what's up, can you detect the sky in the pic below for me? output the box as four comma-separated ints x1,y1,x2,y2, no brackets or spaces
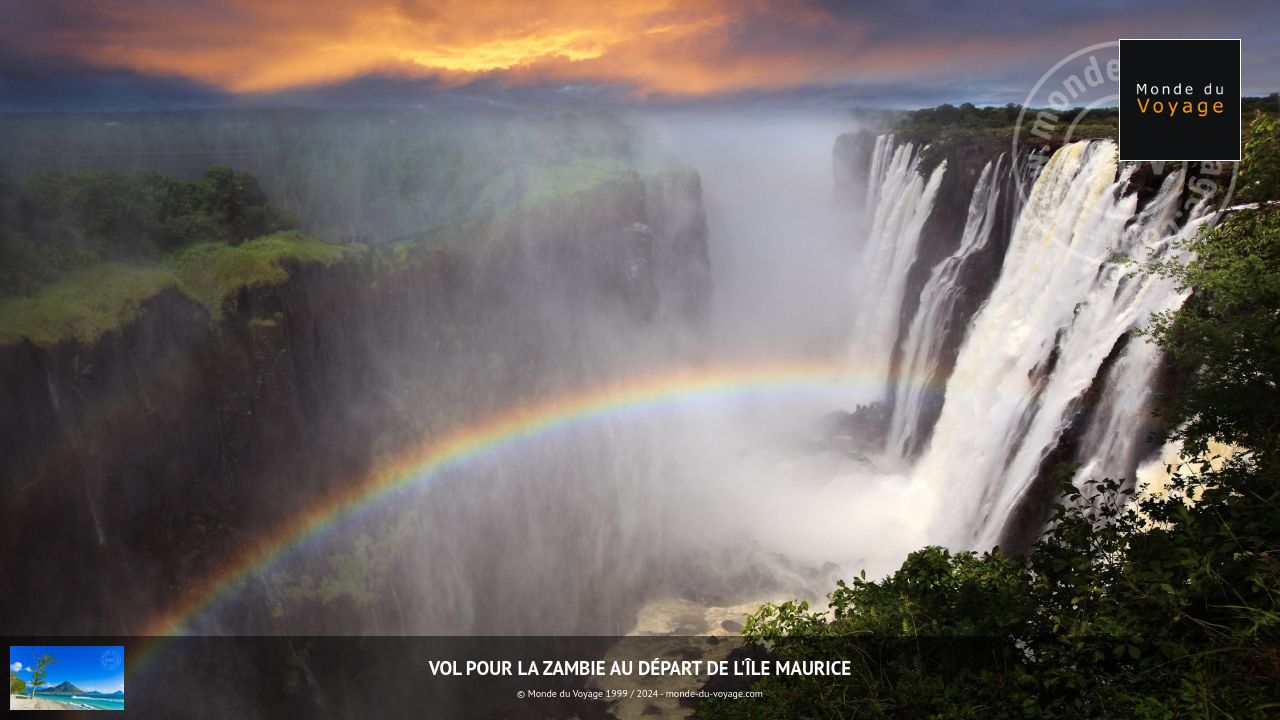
1,0,1278,111
9,646,125,694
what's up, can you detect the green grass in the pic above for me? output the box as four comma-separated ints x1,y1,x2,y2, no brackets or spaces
0,154,643,347
0,231,357,347
166,230,357,319
516,158,636,206
0,263,178,346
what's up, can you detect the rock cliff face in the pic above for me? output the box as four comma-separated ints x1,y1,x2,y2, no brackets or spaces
0,170,711,634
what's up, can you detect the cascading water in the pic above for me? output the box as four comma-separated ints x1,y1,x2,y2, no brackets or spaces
909,140,1199,549
1072,206,1208,486
1071,326,1176,484
886,155,1006,462
848,135,946,388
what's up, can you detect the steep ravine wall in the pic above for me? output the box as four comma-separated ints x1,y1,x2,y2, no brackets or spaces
0,171,711,635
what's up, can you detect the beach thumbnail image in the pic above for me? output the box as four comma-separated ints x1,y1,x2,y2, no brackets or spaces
10,646,124,711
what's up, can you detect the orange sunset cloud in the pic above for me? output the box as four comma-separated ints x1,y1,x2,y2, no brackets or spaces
10,0,1250,104
10,0,868,97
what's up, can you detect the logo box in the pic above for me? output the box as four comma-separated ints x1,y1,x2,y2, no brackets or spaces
1119,39,1241,162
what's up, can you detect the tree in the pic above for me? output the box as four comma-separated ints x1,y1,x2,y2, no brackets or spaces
9,670,25,694
29,654,54,699
200,166,293,244
1,166,299,296
1147,112,1280,462
1237,112,1280,203
706,467,1278,719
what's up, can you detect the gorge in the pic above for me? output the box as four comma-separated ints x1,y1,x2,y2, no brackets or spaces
0,111,1198,643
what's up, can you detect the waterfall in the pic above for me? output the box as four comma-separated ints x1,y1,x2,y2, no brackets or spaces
848,135,946,390
1073,209,1204,485
1071,331,1174,484
886,155,1005,461
911,140,1198,549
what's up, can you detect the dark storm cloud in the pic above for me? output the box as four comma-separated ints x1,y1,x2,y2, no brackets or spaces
0,53,230,112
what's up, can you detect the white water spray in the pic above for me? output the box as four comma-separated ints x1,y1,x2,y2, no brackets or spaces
886,155,1005,461
848,135,945,389
912,140,1198,548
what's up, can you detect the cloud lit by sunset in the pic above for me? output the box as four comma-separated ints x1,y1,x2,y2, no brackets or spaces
5,0,860,97
1,0,1277,108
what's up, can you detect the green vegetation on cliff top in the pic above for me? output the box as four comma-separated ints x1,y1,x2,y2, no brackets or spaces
0,112,660,346
0,231,356,346
165,231,352,317
862,95,1277,172
0,162,363,345
0,110,651,249
0,263,174,346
